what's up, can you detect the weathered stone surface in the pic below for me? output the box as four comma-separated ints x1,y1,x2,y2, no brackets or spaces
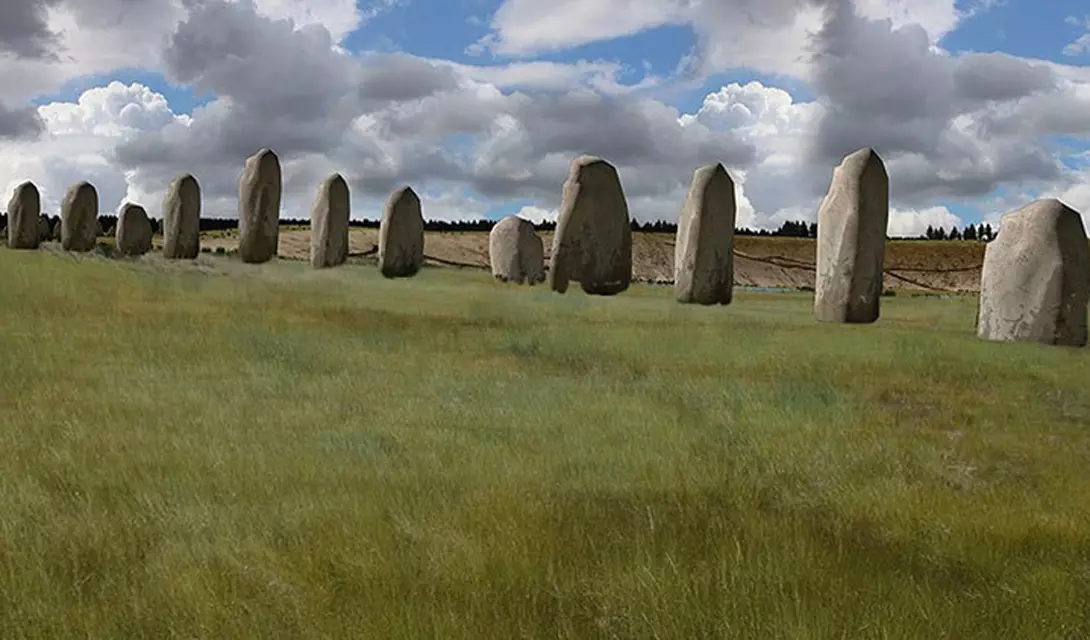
674,163,735,305
51,219,62,241
378,186,424,278
977,199,1090,346
549,155,632,295
814,147,889,323
38,215,51,243
61,181,99,252
163,174,202,259
310,173,350,268
116,203,153,256
6,181,41,249
238,148,281,263
489,215,545,284
96,219,106,237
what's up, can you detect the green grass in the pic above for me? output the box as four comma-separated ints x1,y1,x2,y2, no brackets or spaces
1,248,1088,639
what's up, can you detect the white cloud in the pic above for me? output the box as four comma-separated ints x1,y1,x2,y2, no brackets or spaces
887,205,962,237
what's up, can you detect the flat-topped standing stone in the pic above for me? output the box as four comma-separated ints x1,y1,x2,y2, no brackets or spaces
163,174,201,259
61,181,99,252
378,186,424,278
814,147,889,323
310,173,350,269
6,182,41,249
549,155,632,295
675,163,736,305
116,203,153,256
238,148,281,263
489,215,545,284
977,199,1090,346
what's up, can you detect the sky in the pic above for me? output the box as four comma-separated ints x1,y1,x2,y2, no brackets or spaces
1,0,1090,236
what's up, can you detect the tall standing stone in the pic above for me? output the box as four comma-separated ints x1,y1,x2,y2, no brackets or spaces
116,203,153,256
238,148,281,263
6,181,41,249
378,186,424,278
163,174,202,259
489,215,545,284
549,155,632,295
310,173,350,269
675,163,736,305
61,181,99,252
814,148,889,323
977,199,1090,346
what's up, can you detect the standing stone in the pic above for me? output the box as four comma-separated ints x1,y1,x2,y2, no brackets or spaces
549,155,632,295
238,148,281,263
814,148,889,323
378,186,424,278
38,215,51,243
310,173,350,268
116,203,153,256
977,199,1090,346
163,174,202,259
51,219,62,241
61,181,99,252
675,163,736,305
6,182,41,249
489,215,545,284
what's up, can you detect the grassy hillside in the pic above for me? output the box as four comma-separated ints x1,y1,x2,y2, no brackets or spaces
0,248,1087,638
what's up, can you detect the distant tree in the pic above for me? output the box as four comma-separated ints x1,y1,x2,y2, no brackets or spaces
949,226,962,240
935,226,947,240
808,222,817,238
963,224,977,241
982,223,994,241
925,225,935,239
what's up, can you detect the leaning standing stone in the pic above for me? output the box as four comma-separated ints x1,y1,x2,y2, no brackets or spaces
163,174,202,259
6,182,41,249
977,199,1090,346
310,173,350,268
814,147,889,323
61,181,99,252
675,163,735,305
489,215,545,284
378,186,424,278
116,203,153,256
238,148,281,263
549,155,632,295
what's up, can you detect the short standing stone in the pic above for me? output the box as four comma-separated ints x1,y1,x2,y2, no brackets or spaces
549,155,632,295
116,203,153,256
163,174,202,259
310,173,350,268
38,215,51,243
238,148,281,263
378,186,424,278
61,181,99,252
6,181,41,249
675,163,736,305
814,147,889,323
51,219,62,241
489,215,545,284
977,199,1090,346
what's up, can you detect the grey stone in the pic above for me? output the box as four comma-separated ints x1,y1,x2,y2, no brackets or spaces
51,219,62,241
378,186,424,278
548,155,632,295
163,174,202,259
977,199,1090,346
489,215,545,284
674,163,736,305
96,219,106,237
814,147,889,323
37,215,51,243
238,148,281,263
310,173,350,268
6,181,41,249
61,181,99,252
116,203,153,256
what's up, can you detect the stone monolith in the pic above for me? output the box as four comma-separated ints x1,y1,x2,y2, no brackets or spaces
489,215,545,284
116,203,153,256
163,174,201,259
61,181,99,252
675,163,735,304
6,182,41,249
310,173,350,269
378,186,424,278
238,148,281,263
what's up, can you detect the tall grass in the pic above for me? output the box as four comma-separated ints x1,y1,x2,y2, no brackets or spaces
0,248,1087,638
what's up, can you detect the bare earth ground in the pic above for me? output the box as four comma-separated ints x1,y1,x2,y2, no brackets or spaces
196,228,987,292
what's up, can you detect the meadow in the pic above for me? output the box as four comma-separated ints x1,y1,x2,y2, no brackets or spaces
0,246,1087,638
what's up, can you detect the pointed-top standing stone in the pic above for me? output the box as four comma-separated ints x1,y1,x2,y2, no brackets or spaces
6,181,41,250
116,203,153,256
238,148,282,263
977,199,1090,346
61,181,99,252
310,173,350,269
378,186,424,278
814,147,889,323
163,174,201,259
675,163,736,305
489,215,545,284
549,155,632,295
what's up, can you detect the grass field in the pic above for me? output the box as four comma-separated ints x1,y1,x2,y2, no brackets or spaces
1,247,1088,638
